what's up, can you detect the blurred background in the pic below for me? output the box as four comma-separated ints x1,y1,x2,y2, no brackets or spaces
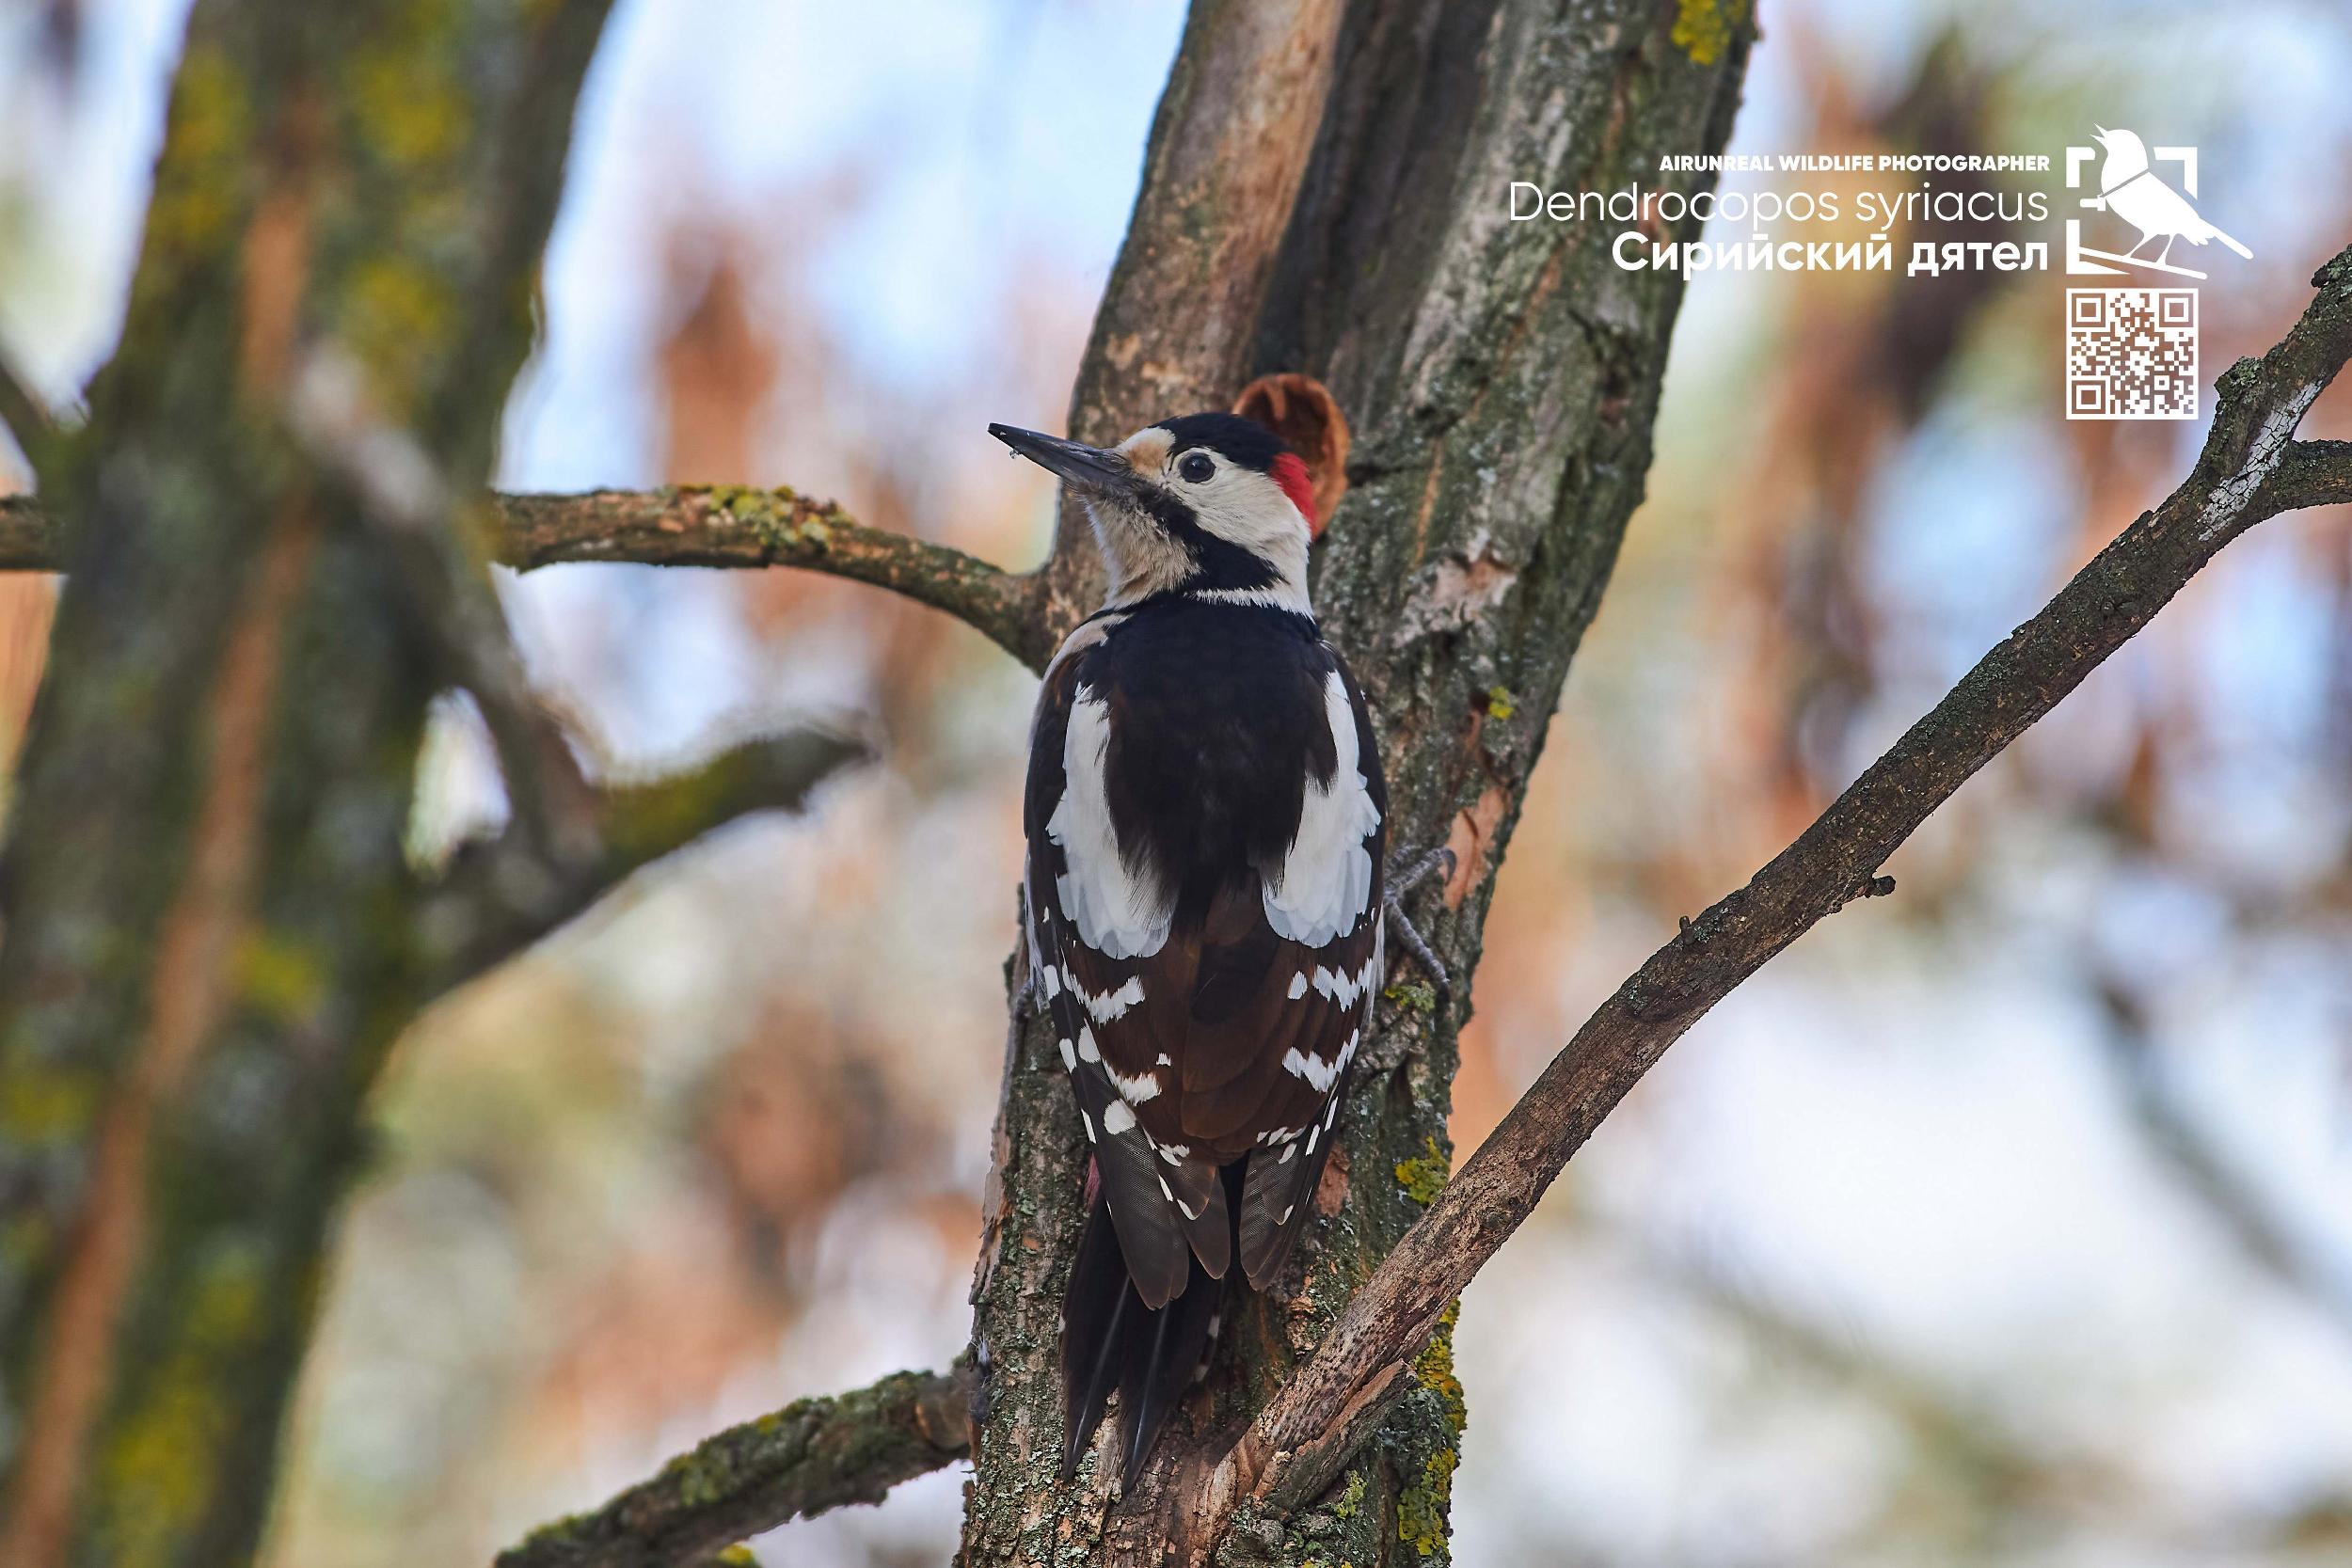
5,0,2352,1562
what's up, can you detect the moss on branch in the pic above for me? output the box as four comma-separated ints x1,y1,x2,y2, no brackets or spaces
0,488,1051,673
494,1364,974,1568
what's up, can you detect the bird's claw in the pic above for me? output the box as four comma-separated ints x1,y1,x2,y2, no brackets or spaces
1383,846,1456,1001
1387,845,1454,899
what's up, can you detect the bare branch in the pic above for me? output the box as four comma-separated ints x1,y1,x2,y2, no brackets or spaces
0,487,1048,666
0,496,54,569
2268,437,2352,513
426,0,619,481
1203,245,2352,1535
293,350,605,871
2094,979,2352,1338
495,488,1047,672
496,1364,973,1568
422,725,869,990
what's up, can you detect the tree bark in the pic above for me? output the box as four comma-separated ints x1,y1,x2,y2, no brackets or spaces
0,7,619,1565
958,4,1754,1564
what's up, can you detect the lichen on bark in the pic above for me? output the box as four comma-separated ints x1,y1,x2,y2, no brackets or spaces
0,5,616,1565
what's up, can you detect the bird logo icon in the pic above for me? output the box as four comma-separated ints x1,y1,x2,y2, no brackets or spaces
2070,127,2251,279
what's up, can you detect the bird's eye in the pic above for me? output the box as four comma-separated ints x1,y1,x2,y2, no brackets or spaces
1177,452,1215,483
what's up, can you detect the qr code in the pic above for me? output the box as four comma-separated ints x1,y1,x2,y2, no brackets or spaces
2066,288,2197,420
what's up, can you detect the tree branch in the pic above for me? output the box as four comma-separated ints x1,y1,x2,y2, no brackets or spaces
0,495,52,568
0,488,1049,670
422,725,870,990
1205,245,2352,1536
495,488,1047,672
2268,437,2352,513
2094,978,2352,1339
292,351,606,872
495,1364,974,1568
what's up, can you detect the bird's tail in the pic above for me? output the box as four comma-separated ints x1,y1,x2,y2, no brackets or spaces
2210,225,2252,260
1061,1180,1228,1487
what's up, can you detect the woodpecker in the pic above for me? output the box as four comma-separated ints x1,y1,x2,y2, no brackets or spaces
992,411,1426,1488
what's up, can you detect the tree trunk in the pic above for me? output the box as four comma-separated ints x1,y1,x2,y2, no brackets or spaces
959,3,1754,1564
0,5,611,1565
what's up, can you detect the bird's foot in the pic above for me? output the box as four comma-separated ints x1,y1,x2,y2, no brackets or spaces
1383,846,1456,1001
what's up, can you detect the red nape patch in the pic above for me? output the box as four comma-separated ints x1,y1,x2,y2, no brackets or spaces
1269,451,1320,537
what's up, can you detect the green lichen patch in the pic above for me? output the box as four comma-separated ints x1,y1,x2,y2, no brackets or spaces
236,929,331,1024
1484,685,1516,721
1396,1445,1458,1562
1671,0,1746,65
1383,979,1438,1015
1393,1138,1449,1206
0,1057,103,1145
1414,1300,1467,1436
696,485,838,554
1396,1300,1466,1562
139,43,255,267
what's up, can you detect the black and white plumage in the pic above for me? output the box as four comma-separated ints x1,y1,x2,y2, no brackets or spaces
991,412,1388,1487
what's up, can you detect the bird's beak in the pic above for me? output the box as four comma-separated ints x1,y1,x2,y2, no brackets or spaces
2092,125,2109,145
988,424,1137,498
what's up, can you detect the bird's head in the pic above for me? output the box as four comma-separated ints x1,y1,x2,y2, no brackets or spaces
990,412,1319,612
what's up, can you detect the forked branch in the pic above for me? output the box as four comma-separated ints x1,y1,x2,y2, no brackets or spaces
491,254,2352,1567
1205,243,2352,1537
422,726,870,990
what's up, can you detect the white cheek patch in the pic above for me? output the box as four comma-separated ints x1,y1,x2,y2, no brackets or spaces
1050,688,1173,959
1263,672,1381,947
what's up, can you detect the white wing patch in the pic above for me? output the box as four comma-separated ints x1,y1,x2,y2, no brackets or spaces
1050,686,1172,959
1263,672,1381,947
